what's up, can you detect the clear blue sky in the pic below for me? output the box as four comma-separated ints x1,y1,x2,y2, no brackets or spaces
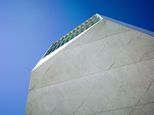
0,0,154,115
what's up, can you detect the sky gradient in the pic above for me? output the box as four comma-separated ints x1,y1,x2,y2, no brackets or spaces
0,0,154,115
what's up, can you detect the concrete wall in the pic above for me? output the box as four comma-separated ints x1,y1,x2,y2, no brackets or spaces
26,18,154,115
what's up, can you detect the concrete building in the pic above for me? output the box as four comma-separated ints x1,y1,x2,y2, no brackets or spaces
26,14,154,115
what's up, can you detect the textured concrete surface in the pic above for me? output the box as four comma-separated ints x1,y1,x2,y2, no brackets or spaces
26,16,154,115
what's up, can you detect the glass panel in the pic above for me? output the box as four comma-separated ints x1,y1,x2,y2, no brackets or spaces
43,14,101,58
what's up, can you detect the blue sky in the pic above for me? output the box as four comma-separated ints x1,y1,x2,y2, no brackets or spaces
0,0,154,115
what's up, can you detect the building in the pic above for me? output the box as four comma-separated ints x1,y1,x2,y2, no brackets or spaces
26,14,154,115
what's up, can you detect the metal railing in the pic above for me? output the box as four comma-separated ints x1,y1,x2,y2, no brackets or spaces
43,14,102,58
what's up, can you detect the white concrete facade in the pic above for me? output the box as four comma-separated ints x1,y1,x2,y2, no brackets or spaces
26,15,154,115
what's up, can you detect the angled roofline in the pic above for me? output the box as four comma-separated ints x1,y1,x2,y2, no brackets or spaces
32,14,103,71
43,13,154,59
42,14,103,58
32,13,154,72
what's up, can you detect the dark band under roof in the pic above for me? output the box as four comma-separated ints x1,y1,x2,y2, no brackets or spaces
43,14,102,58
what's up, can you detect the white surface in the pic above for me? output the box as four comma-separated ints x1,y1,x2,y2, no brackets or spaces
26,17,154,115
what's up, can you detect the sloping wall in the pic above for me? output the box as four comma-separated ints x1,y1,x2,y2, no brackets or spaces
26,18,154,115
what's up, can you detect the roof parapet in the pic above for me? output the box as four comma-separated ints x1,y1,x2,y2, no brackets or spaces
43,14,102,58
